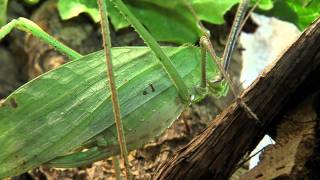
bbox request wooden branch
[240,94,319,179]
[153,18,320,179]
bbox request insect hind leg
[0,18,82,60]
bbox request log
[153,18,320,179]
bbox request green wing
[0,46,216,178]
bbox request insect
[0,0,253,178]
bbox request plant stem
[97,0,131,179]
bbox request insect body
[0,46,223,177]
[0,0,249,178]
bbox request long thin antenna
[238,0,261,38]
[182,0,259,74]
[222,0,250,71]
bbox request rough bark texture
[240,94,319,179]
[154,18,320,180]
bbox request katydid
[0,0,254,178]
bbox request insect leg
[46,147,114,168]
[111,0,190,103]
[98,0,131,178]
[0,0,8,26]
[201,36,260,122]
[0,18,82,60]
[200,37,207,89]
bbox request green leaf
[252,0,274,10]
[57,0,241,43]
[191,0,239,24]
[286,0,320,29]
[126,2,202,44]
[257,0,319,30]
[57,0,100,22]
[24,0,40,5]
[137,0,240,24]
[0,0,8,26]
[108,1,130,29]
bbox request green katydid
[0,0,255,178]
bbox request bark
[153,18,320,180]
[240,93,319,179]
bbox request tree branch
[154,18,320,179]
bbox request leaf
[56,0,319,43]
[137,0,240,24]
[252,0,274,10]
[57,0,100,22]
[257,0,319,30]
[57,0,241,43]
[23,0,40,5]
[286,0,320,29]
[0,0,8,26]
[108,1,130,29]
[125,1,202,44]
[190,0,239,24]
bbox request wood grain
[154,18,320,180]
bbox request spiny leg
[213,0,260,122]
[201,36,259,122]
[111,0,191,103]
[98,0,131,179]
[0,17,82,60]
[200,40,207,89]
[197,0,260,122]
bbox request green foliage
[58,0,241,44]
[0,0,8,26]
[57,0,319,43]
[58,0,101,22]
[252,0,273,10]
[257,0,319,30]
[23,0,40,5]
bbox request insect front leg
[200,35,260,123]
[0,18,82,60]
[196,0,260,123]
